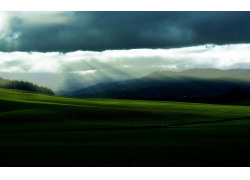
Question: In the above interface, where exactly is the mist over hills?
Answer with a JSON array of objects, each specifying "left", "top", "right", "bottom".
[{"left": 55, "top": 68, "right": 250, "bottom": 103}]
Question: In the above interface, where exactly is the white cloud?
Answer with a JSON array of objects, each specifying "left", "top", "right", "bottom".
[{"left": 0, "top": 43, "right": 250, "bottom": 74}]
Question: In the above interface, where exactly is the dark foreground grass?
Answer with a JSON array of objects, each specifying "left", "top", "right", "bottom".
[
  {"left": 0, "top": 88, "right": 250, "bottom": 166},
  {"left": 1, "top": 120, "right": 250, "bottom": 166}
]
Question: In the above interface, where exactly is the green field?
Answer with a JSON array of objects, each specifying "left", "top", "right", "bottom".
[{"left": 1, "top": 88, "right": 250, "bottom": 166}]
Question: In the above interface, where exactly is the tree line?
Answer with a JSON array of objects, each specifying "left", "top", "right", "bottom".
[{"left": 0, "top": 77, "right": 54, "bottom": 95}]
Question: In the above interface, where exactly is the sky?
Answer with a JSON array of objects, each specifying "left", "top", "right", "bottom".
[{"left": 1, "top": 11, "right": 250, "bottom": 91}]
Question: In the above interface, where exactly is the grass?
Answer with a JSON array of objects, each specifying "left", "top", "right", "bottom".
[{"left": 0, "top": 88, "right": 250, "bottom": 166}]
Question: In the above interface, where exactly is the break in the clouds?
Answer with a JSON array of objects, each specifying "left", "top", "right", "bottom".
[
  {"left": 1, "top": 12, "right": 250, "bottom": 52},
  {"left": 0, "top": 43, "right": 250, "bottom": 91}
]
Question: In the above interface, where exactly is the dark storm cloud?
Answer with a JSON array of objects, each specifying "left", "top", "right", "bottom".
[{"left": 1, "top": 11, "right": 250, "bottom": 52}]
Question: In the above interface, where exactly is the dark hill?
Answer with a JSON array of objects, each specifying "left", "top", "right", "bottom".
[
  {"left": 56, "top": 79, "right": 138, "bottom": 96},
  {"left": 67, "top": 68, "right": 250, "bottom": 103}
]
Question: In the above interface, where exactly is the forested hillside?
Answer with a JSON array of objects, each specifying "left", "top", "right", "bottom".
[{"left": 0, "top": 77, "right": 54, "bottom": 95}]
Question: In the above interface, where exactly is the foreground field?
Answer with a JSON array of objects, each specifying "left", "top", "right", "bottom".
[{"left": 0, "top": 88, "right": 250, "bottom": 166}]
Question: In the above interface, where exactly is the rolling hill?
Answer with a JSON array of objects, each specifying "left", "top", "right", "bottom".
[
  {"left": 1, "top": 88, "right": 250, "bottom": 166},
  {"left": 2, "top": 87, "right": 250, "bottom": 127}
]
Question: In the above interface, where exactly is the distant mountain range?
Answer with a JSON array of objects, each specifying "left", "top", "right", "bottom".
[
  {"left": 55, "top": 68, "right": 250, "bottom": 103},
  {"left": 55, "top": 79, "right": 137, "bottom": 96}
]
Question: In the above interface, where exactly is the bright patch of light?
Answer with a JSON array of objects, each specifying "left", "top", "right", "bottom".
[
  {"left": 70, "top": 70, "right": 97, "bottom": 75},
  {"left": 160, "top": 65, "right": 177, "bottom": 70}
]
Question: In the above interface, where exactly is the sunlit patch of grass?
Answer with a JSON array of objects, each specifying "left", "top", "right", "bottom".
[{"left": 1, "top": 88, "right": 250, "bottom": 130}]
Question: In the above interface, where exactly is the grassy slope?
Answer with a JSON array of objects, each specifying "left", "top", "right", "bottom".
[
  {"left": 1, "top": 88, "right": 250, "bottom": 128},
  {"left": 1, "top": 88, "right": 250, "bottom": 166}
]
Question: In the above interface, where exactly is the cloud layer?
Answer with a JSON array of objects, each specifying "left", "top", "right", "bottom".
[
  {"left": 0, "top": 44, "right": 250, "bottom": 91},
  {"left": 1, "top": 44, "right": 250, "bottom": 73},
  {"left": 1, "top": 12, "right": 250, "bottom": 52}
]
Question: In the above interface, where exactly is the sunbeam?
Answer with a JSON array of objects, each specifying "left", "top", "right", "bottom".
[{"left": 0, "top": 12, "right": 9, "bottom": 41}]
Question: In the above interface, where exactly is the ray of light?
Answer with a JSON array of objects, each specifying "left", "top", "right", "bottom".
[{"left": 0, "top": 12, "right": 9, "bottom": 41}]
